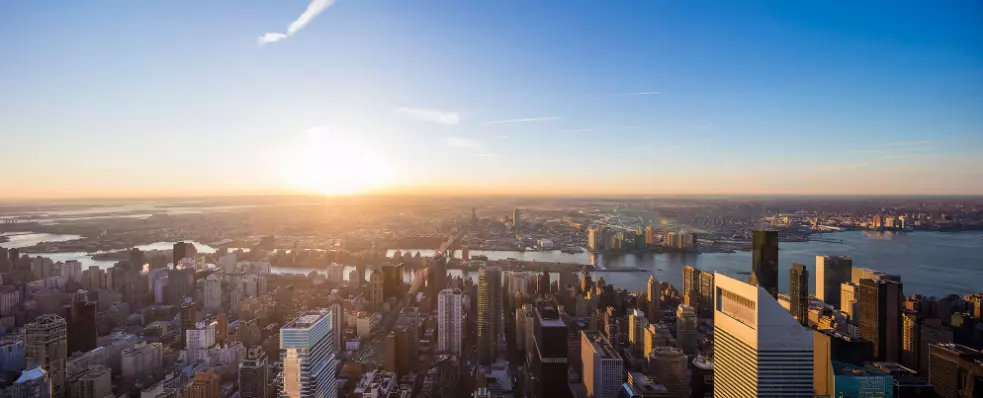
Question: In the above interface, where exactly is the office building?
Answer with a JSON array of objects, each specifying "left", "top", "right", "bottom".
[
  {"left": 928, "top": 343, "right": 983, "bottom": 398},
  {"left": 186, "top": 323, "right": 216, "bottom": 363},
  {"left": 920, "top": 317, "right": 954, "bottom": 374},
  {"left": 477, "top": 266, "right": 503, "bottom": 366},
  {"left": 437, "top": 288, "right": 463, "bottom": 356},
  {"left": 528, "top": 303, "right": 569, "bottom": 398},
  {"left": 384, "top": 332, "right": 397, "bottom": 372},
  {"left": 900, "top": 310, "right": 921, "bottom": 370},
  {"left": 328, "top": 304, "right": 343, "bottom": 354},
  {"left": 697, "top": 272, "right": 714, "bottom": 318},
  {"left": 713, "top": 273, "right": 813, "bottom": 398},
  {"left": 381, "top": 264, "right": 403, "bottom": 300},
  {"left": 512, "top": 208, "right": 521, "bottom": 230},
  {"left": 682, "top": 266, "right": 700, "bottom": 308},
  {"left": 841, "top": 282, "right": 859, "bottom": 320},
  {"left": 184, "top": 372, "right": 220, "bottom": 398},
  {"left": 582, "top": 330, "right": 624, "bottom": 398},
  {"left": 789, "top": 263, "right": 809, "bottom": 326},
  {"left": 172, "top": 242, "right": 196, "bottom": 267},
  {"left": 279, "top": 310, "right": 337, "bottom": 398},
  {"left": 812, "top": 329, "right": 875, "bottom": 395},
  {"left": 64, "top": 300, "right": 97, "bottom": 355},
  {"left": 859, "top": 278, "right": 903, "bottom": 361},
  {"left": 649, "top": 346, "right": 689, "bottom": 397},
  {"left": 676, "top": 305, "right": 698, "bottom": 356},
  {"left": 180, "top": 301, "right": 198, "bottom": 348},
  {"left": 9, "top": 367, "right": 50, "bottom": 398},
  {"left": 749, "top": 230, "right": 779, "bottom": 298},
  {"left": 628, "top": 309, "right": 648, "bottom": 357},
  {"left": 70, "top": 365, "right": 111, "bottom": 398},
  {"left": 395, "top": 308, "right": 418, "bottom": 375},
  {"left": 203, "top": 275, "right": 221, "bottom": 312},
  {"left": 816, "top": 256, "right": 852, "bottom": 308},
  {"left": 166, "top": 268, "right": 195, "bottom": 306},
  {"left": 239, "top": 347, "right": 270, "bottom": 398},
  {"left": 24, "top": 314, "right": 68, "bottom": 398},
  {"left": 0, "top": 338, "right": 25, "bottom": 373},
  {"left": 369, "top": 271, "right": 383, "bottom": 312},
  {"left": 121, "top": 342, "right": 163, "bottom": 380},
  {"left": 646, "top": 275, "right": 660, "bottom": 320}
]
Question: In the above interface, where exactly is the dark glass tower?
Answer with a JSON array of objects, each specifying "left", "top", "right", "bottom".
[
  {"left": 477, "top": 266, "right": 502, "bottom": 365},
  {"left": 859, "top": 278, "right": 903, "bottom": 361},
  {"left": 750, "top": 230, "right": 779, "bottom": 297},
  {"left": 527, "top": 303, "right": 570, "bottom": 398},
  {"left": 790, "top": 263, "right": 809, "bottom": 325}
]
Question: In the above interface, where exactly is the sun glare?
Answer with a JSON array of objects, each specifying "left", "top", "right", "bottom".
[{"left": 280, "top": 137, "right": 391, "bottom": 195}]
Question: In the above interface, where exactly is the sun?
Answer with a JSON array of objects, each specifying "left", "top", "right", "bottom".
[{"left": 279, "top": 136, "right": 391, "bottom": 195}]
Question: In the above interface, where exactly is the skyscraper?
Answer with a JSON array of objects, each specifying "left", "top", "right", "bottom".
[
  {"left": 477, "top": 266, "right": 502, "bottom": 366},
  {"left": 528, "top": 303, "right": 569, "bottom": 398},
  {"left": 239, "top": 347, "right": 270, "bottom": 398},
  {"left": 166, "top": 268, "right": 195, "bottom": 306},
  {"left": 789, "top": 263, "right": 809, "bottom": 326},
  {"left": 815, "top": 256, "right": 852, "bottom": 308},
  {"left": 676, "top": 304, "right": 699, "bottom": 356},
  {"left": 928, "top": 343, "right": 983, "bottom": 398},
  {"left": 63, "top": 300, "right": 97, "bottom": 355},
  {"left": 279, "top": 310, "right": 337, "bottom": 398},
  {"left": 698, "top": 271, "right": 715, "bottom": 318},
  {"left": 646, "top": 275, "right": 661, "bottom": 321},
  {"left": 184, "top": 372, "right": 220, "bottom": 398},
  {"left": 369, "top": 271, "right": 383, "bottom": 312},
  {"left": 858, "top": 278, "right": 903, "bottom": 361},
  {"left": 649, "top": 346, "right": 690, "bottom": 397},
  {"left": 840, "top": 282, "right": 859, "bottom": 320},
  {"left": 437, "top": 288, "right": 463, "bottom": 356},
  {"left": 512, "top": 208, "right": 521, "bottom": 230},
  {"left": 180, "top": 301, "right": 198, "bottom": 348},
  {"left": 172, "top": 242, "right": 196, "bottom": 267},
  {"left": 203, "top": 275, "right": 222, "bottom": 312},
  {"left": 682, "top": 266, "right": 700, "bottom": 308},
  {"left": 581, "top": 330, "right": 623, "bottom": 398},
  {"left": 24, "top": 315, "right": 68, "bottom": 398},
  {"left": 713, "top": 272, "right": 813, "bottom": 398},
  {"left": 749, "top": 230, "right": 779, "bottom": 298},
  {"left": 329, "top": 304, "right": 343, "bottom": 354},
  {"left": 381, "top": 264, "right": 403, "bottom": 300},
  {"left": 627, "top": 309, "right": 648, "bottom": 357},
  {"left": 920, "top": 317, "right": 954, "bottom": 374},
  {"left": 901, "top": 310, "right": 921, "bottom": 371},
  {"left": 812, "top": 329, "right": 874, "bottom": 395}
]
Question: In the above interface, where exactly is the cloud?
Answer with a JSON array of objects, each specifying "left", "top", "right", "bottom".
[
  {"left": 614, "top": 91, "right": 661, "bottom": 96},
  {"left": 257, "top": 0, "right": 338, "bottom": 46},
  {"left": 394, "top": 107, "right": 460, "bottom": 125},
  {"left": 878, "top": 140, "right": 931, "bottom": 148},
  {"left": 488, "top": 116, "right": 560, "bottom": 124},
  {"left": 444, "top": 137, "right": 482, "bottom": 148}
]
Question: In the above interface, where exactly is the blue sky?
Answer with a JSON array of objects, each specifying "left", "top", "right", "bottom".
[{"left": 1, "top": 1, "right": 981, "bottom": 197}]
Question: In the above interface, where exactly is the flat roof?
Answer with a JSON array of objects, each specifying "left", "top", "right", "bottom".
[{"left": 284, "top": 311, "right": 327, "bottom": 329}]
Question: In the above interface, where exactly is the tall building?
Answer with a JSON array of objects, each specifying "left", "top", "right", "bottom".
[
  {"left": 166, "top": 268, "right": 195, "bottom": 306},
  {"left": 279, "top": 310, "right": 337, "bottom": 398},
  {"left": 627, "top": 309, "right": 648, "bottom": 357},
  {"left": 928, "top": 343, "right": 983, "bottom": 398},
  {"left": 646, "top": 275, "right": 660, "bottom": 320},
  {"left": 858, "top": 278, "right": 903, "bottom": 361},
  {"left": 239, "top": 346, "right": 270, "bottom": 398},
  {"left": 815, "top": 256, "right": 852, "bottom": 308},
  {"left": 676, "top": 305, "right": 698, "bottom": 356},
  {"left": 395, "top": 308, "right": 418, "bottom": 375},
  {"left": 203, "top": 275, "right": 222, "bottom": 312},
  {"left": 682, "top": 266, "right": 700, "bottom": 308},
  {"left": 172, "top": 242, "right": 196, "bottom": 267},
  {"left": 69, "top": 364, "right": 111, "bottom": 398},
  {"left": 901, "top": 310, "right": 922, "bottom": 371},
  {"left": 63, "top": 300, "right": 97, "bottom": 355},
  {"left": 180, "top": 301, "right": 198, "bottom": 348},
  {"left": 840, "top": 282, "right": 859, "bottom": 320},
  {"left": 789, "top": 263, "right": 809, "bottom": 326},
  {"left": 381, "top": 264, "right": 403, "bottom": 300},
  {"left": 920, "top": 317, "right": 954, "bottom": 374},
  {"left": 528, "top": 303, "right": 569, "bottom": 398},
  {"left": 24, "top": 315, "right": 68, "bottom": 398},
  {"left": 749, "top": 230, "right": 779, "bottom": 298},
  {"left": 713, "top": 272, "right": 813, "bottom": 398},
  {"left": 477, "top": 266, "right": 503, "bottom": 366},
  {"left": 697, "top": 272, "right": 715, "bottom": 318},
  {"left": 369, "top": 271, "right": 383, "bottom": 312},
  {"left": 121, "top": 342, "right": 163, "bottom": 380},
  {"left": 329, "top": 304, "right": 343, "bottom": 354},
  {"left": 512, "top": 208, "right": 521, "bottom": 230},
  {"left": 437, "top": 288, "right": 463, "bottom": 356},
  {"left": 648, "top": 346, "right": 690, "bottom": 397},
  {"left": 184, "top": 372, "right": 220, "bottom": 398},
  {"left": 829, "top": 361, "right": 894, "bottom": 398},
  {"left": 582, "top": 330, "right": 623, "bottom": 398},
  {"left": 812, "top": 329, "right": 875, "bottom": 396}
]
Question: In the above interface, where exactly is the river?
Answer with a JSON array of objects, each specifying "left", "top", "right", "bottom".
[{"left": 3, "top": 230, "right": 981, "bottom": 298}]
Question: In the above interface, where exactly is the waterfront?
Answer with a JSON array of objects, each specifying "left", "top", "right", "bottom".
[{"left": 4, "top": 230, "right": 981, "bottom": 298}]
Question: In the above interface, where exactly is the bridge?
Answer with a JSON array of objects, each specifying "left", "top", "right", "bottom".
[{"left": 408, "top": 227, "right": 466, "bottom": 296}]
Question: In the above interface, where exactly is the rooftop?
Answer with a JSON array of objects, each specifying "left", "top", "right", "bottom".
[
  {"left": 833, "top": 361, "right": 889, "bottom": 377},
  {"left": 284, "top": 311, "right": 327, "bottom": 329}
]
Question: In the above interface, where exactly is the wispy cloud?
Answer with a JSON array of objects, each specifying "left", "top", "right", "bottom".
[
  {"left": 257, "top": 0, "right": 338, "bottom": 46},
  {"left": 614, "top": 91, "right": 661, "bottom": 96},
  {"left": 444, "top": 137, "right": 482, "bottom": 148},
  {"left": 394, "top": 107, "right": 460, "bottom": 125},
  {"left": 488, "top": 116, "right": 560, "bottom": 124},
  {"left": 849, "top": 141, "right": 934, "bottom": 155}
]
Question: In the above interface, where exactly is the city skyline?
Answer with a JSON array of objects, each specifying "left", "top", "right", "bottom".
[{"left": 2, "top": 1, "right": 982, "bottom": 198}]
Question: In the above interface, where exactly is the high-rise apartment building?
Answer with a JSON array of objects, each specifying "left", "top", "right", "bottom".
[
  {"left": 121, "top": 342, "right": 163, "bottom": 380},
  {"left": 928, "top": 343, "right": 983, "bottom": 398},
  {"left": 239, "top": 346, "right": 270, "bottom": 398},
  {"left": 582, "top": 330, "right": 623, "bottom": 398},
  {"left": 477, "top": 266, "right": 502, "bottom": 366},
  {"left": 840, "top": 282, "right": 859, "bottom": 320},
  {"left": 815, "top": 256, "right": 852, "bottom": 308},
  {"left": 279, "top": 310, "right": 337, "bottom": 398},
  {"left": 64, "top": 300, "right": 97, "bottom": 355},
  {"left": 627, "top": 309, "right": 648, "bottom": 357},
  {"left": 858, "top": 278, "right": 903, "bottom": 361},
  {"left": 646, "top": 276, "right": 660, "bottom": 321},
  {"left": 749, "top": 230, "right": 779, "bottom": 298},
  {"left": 676, "top": 305, "right": 698, "bottom": 356},
  {"left": 203, "top": 275, "right": 222, "bottom": 312},
  {"left": 24, "top": 314, "right": 68, "bottom": 398},
  {"left": 381, "top": 264, "right": 403, "bottom": 301},
  {"left": 512, "top": 208, "right": 521, "bottom": 230},
  {"left": 900, "top": 310, "right": 922, "bottom": 371},
  {"left": 329, "top": 304, "right": 343, "bottom": 354},
  {"left": 369, "top": 271, "right": 383, "bottom": 312},
  {"left": 437, "top": 288, "right": 463, "bottom": 356},
  {"left": 69, "top": 364, "right": 111, "bottom": 398},
  {"left": 649, "top": 346, "right": 690, "bottom": 397},
  {"left": 682, "top": 266, "right": 700, "bottom": 308},
  {"left": 184, "top": 372, "right": 220, "bottom": 398},
  {"left": 789, "top": 263, "right": 809, "bottom": 326},
  {"left": 713, "top": 273, "right": 813, "bottom": 398}
]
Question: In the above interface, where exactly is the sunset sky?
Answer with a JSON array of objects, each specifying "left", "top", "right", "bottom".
[{"left": 2, "top": 1, "right": 981, "bottom": 198}]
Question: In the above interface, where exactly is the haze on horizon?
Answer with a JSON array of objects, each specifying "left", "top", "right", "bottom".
[{"left": 2, "top": 1, "right": 981, "bottom": 200}]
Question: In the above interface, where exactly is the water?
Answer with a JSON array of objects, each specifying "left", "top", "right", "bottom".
[
  {"left": 5, "top": 231, "right": 981, "bottom": 298},
  {"left": 0, "top": 232, "right": 83, "bottom": 249},
  {"left": 390, "top": 230, "right": 983, "bottom": 298}
]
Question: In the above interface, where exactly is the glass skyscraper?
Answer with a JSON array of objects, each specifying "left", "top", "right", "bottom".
[{"left": 279, "top": 310, "right": 337, "bottom": 398}]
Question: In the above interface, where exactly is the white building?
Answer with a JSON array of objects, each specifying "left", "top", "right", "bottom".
[
  {"left": 121, "top": 342, "right": 163, "bottom": 380},
  {"left": 218, "top": 254, "right": 237, "bottom": 274},
  {"left": 203, "top": 275, "right": 222, "bottom": 312},
  {"left": 62, "top": 260, "right": 83, "bottom": 283},
  {"left": 186, "top": 323, "right": 216, "bottom": 364},
  {"left": 713, "top": 272, "right": 814, "bottom": 398},
  {"left": 582, "top": 330, "right": 623, "bottom": 398},
  {"left": 280, "top": 310, "right": 337, "bottom": 398},
  {"left": 437, "top": 288, "right": 463, "bottom": 356}
]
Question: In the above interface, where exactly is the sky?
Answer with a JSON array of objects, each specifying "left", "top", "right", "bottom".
[{"left": 1, "top": 1, "right": 981, "bottom": 198}]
